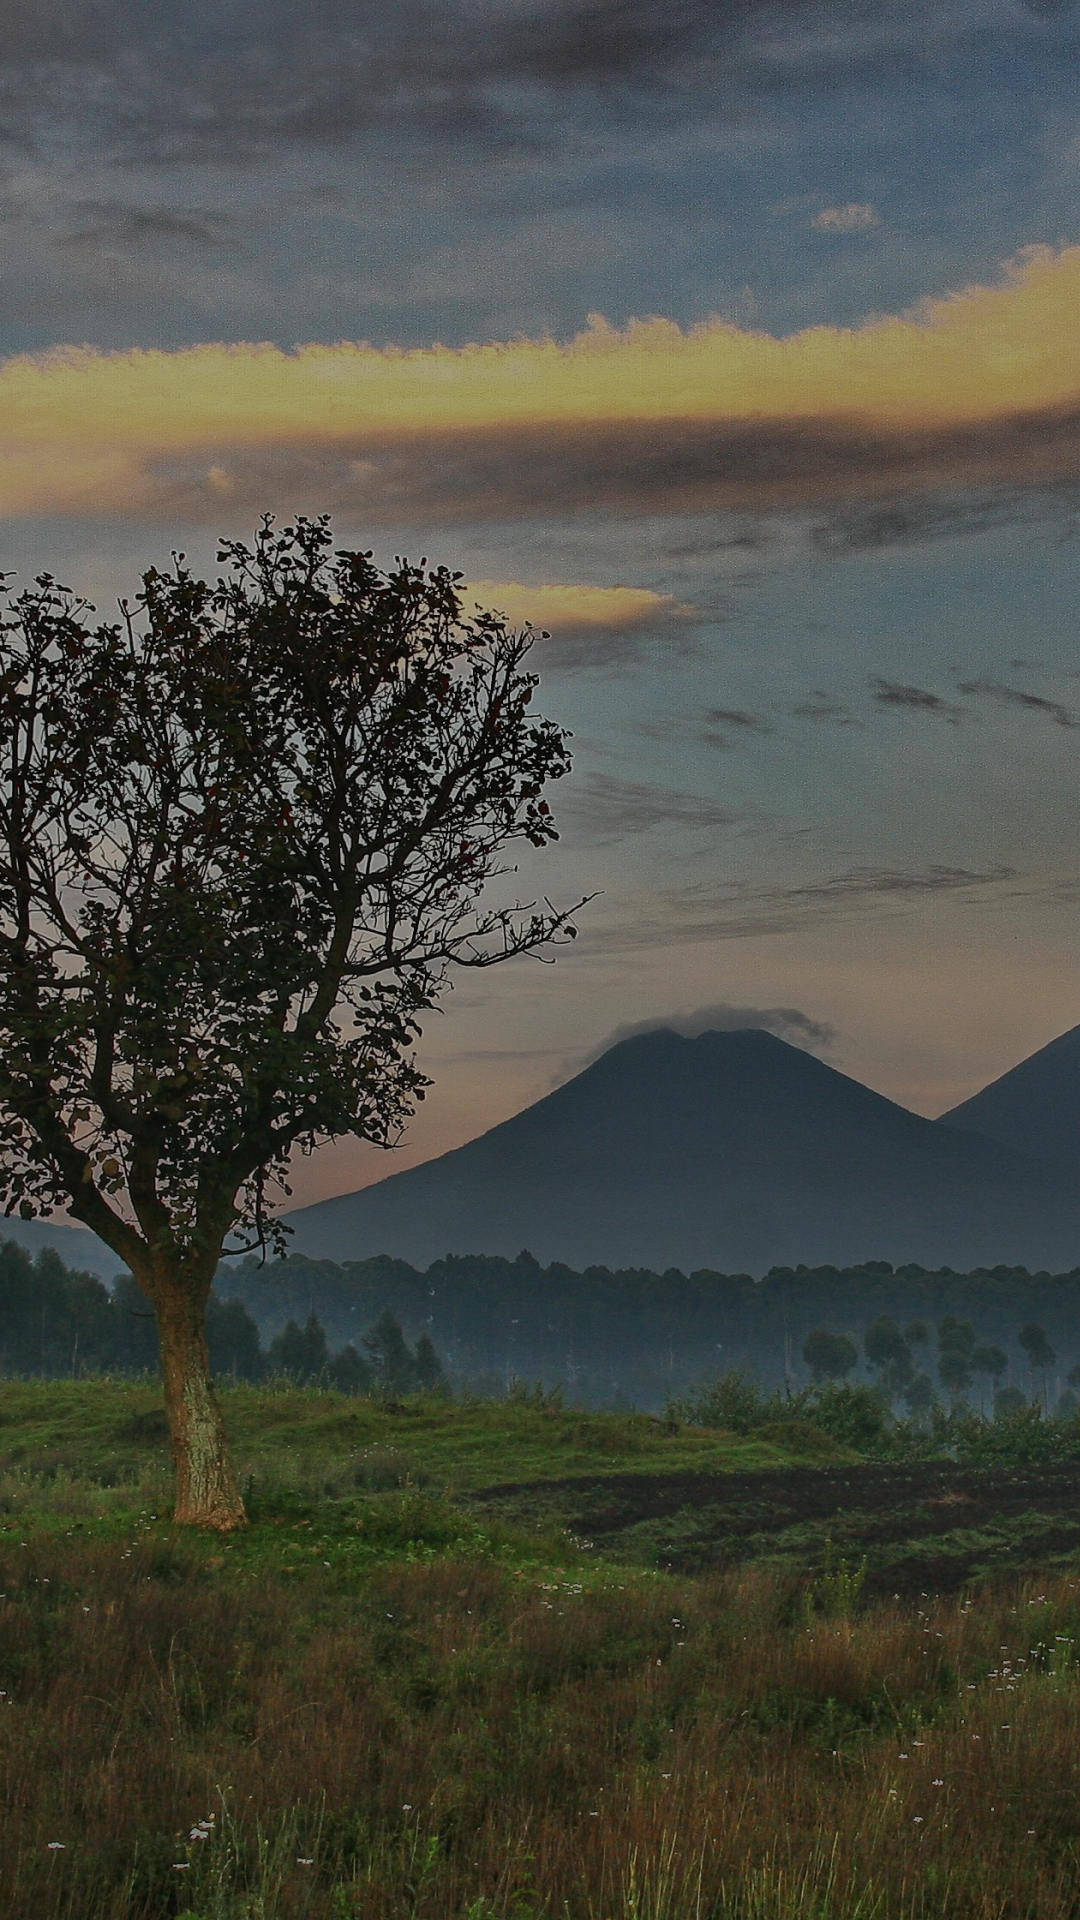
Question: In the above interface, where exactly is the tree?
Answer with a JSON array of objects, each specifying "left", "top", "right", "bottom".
[
  {"left": 268, "top": 1313, "right": 329, "bottom": 1384},
  {"left": 863, "top": 1314, "right": 913, "bottom": 1400},
  {"left": 1018, "top": 1321, "right": 1056, "bottom": 1409},
  {"left": 970, "top": 1342, "right": 1008, "bottom": 1412},
  {"left": 413, "top": 1332, "right": 446, "bottom": 1394},
  {"left": 903, "top": 1371, "right": 937, "bottom": 1420},
  {"left": 112, "top": 1269, "right": 264, "bottom": 1382},
  {"left": 205, "top": 1294, "right": 264, "bottom": 1382},
  {"left": 0, "top": 518, "right": 578, "bottom": 1527},
  {"left": 801, "top": 1328, "right": 858, "bottom": 1383},
  {"left": 328, "top": 1342, "right": 373, "bottom": 1395},
  {"left": 0, "top": 1236, "right": 116, "bottom": 1375},
  {"left": 937, "top": 1316, "right": 975, "bottom": 1403},
  {"left": 363, "top": 1309, "right": 418, "bottom": 1396}
]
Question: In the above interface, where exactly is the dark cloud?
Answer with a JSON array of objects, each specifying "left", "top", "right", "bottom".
[
  {"left": 662, "top": 526, "right": 766, "bottom": 559},
  {"left": 763, "top": 862, "right": 1016, "bottom": 905},
  {"left": 141, "top": 402, "right": 1080, "bottom": 529},
  {"left": 589, "top": 860, "right": 1018, "bottom": 951},
  {"left": 529, "top": 606, "right": 700, "bottom": 672},
  {"left": 870, "top": 677, "right": 963, "bottom": 723},
  {"left": 586, "top": 1000, "right": 836, "bottom": 1061},
  {"left": 810, "top": 490, "right": 1035, "bottom": 554},
  {"left": 791, "top": 690, "right": 858, "bottom": 724},
  {"left": 956, "top": 677, "right": 1078, "bottom": 728},
  {"left": 0, "top": 0, "right": 1068, "bottom": 162},
  {"left": 54, "top": 203, "right": 237, "bottom": 251},
  {"left": 557, "top": 771, "right": 741, "bottom": 842},
  {"left": 704, "top": 705, "right": 771, "bottom": 735}
]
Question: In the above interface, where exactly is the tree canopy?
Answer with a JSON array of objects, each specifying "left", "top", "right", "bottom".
[{"left": 0, "top": 517, "right": 579, "bottom": 1524}]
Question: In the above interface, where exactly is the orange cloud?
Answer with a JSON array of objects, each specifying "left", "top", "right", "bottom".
[{"left": 1, "top": 244, "right": 1079, "bottom": 521}]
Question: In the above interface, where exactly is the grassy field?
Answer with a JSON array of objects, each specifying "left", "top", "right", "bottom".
[{"left": 3, "top": 1381, "right": 1080, "bottom": 1918}]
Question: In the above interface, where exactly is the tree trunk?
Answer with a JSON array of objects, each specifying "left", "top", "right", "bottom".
[{"left": 154, "top": 1278, "right": 247, "bottom": 1531}]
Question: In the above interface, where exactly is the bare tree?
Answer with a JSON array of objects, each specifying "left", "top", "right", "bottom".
[{"left": 0, "top": 517, "right": 581, "bottom": 1527}]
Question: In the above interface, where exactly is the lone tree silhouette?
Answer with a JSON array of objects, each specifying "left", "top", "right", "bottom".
[{"left": 0, "top": 516, "right": 580, "bottom": 1528}]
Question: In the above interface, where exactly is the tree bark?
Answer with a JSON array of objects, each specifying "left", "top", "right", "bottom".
[{"left": 153, "top": 1277, "right": 247, "bottom": 1531}]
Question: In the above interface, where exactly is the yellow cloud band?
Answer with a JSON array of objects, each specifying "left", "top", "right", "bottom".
[
  {"left": 465, "top": 581, "right": 688, "bottom": 632},
  {"left": 1, "top": 245, "right": 1078, "bottom": 521}
]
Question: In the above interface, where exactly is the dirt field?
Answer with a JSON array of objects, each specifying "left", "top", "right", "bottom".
[{"left": 469, "top": 1460, "right": 1080, "bottom": 1594}]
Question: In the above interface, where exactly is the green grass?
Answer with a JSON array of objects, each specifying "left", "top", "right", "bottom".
[
  {"left": 5, "top": 1381, "right": 1080, "bottom": 1916},
  {"left": 0, "top": 1375, "right": 844, "bottom": 1516}
]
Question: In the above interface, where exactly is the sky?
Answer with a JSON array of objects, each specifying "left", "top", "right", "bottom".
[{"left": 3, "top": 0, "right": 1080, "bottom": 1204}]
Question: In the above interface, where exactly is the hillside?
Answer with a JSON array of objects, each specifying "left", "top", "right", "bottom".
[
  {"left": 282, "top": 1027, "right": 1080, "bottom": 1273},
  {"left": 939, "top": 1021, "right": 1080, "bottom": 1177}
]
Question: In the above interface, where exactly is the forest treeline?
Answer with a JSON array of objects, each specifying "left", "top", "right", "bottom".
[
  {"left": 216, "top": 1248, "right": 1080, "bottom": 1409},
  {"left": 0, "top": 1240, "right": 443, "bottom": 1394},
  {"left": 10, "top": 1237, "right": 1080, "bottom": 1411}
]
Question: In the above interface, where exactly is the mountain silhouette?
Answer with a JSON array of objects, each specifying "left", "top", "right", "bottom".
[
  {"left": 938, "top": 1022, "right": 1080, "bottom": 1179},
  {"left": 282, "top": 1027, "right": 1080, "bottom": 1273}
]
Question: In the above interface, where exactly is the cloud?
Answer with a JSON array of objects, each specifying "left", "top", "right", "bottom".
[
  {"left": 461, "top": 578, "right": 695, "bottom": 664},
  {"left": 54, "top": 204, "right": 237, "bottom": 252},
  {"left": 585, "top": 1001, "right": 837, "bottom": 1061},
  {"left": 810, "top": 490, "right": 1039, "bottom": 554},
  {"left": 702, "top": 705, "right": 772, "bottom": 744},
  {"left": 810, "top": 202, "right": 880, "bottom": 233},
  {"left": 870, "top": 677, "right": 963, "bottom": 723},
  {"left": 791, "top": 690, "right": 859, "bottom": 724},
  {"left": 2, "top": 246, "right": 1080, "bottom": 523},
  {"left": 764, "top": 863, "right": 1016, "bottom": 904},
  {"left": 557, "top": 772, "right": 741, "bottom": 842},
  {"left": 0, "top": 2, "right": 1034, "bottom": 162},
  {"left": 589, "top": 860, "right": 1019, "bottom": 950},
  {"left": 705, "top": 706, "right": 770, "bottom": 731},
  {"left": 956, "top": 677, "right": 1078, "bottom": 728}
]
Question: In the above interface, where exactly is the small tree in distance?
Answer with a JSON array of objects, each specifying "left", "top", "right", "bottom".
[
  {"left": 0, "top": 517, "right": 581, "bottom": 1528},
  {"left": 863, "top": 1314, "right": 913, "bottom": 1402},
  {"left": 268, "top": 1313, "right": 329, "bottom": 1385},
  {"left": 363, "top": 1308, "right": 421, "bottom": 1397},
  {"left": 1019, "top": 1321, "right": 1056, "bottom": 1410},
  {"left": 937, "top": 1316, "right": 976, "bottom": 1403},
  {"left": 802, "top": 1329, "right": 858, "bottom": 1384}
]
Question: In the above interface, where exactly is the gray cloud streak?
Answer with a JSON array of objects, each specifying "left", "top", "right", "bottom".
[
  {"left": 703, "top": 705, "right": 772, "bottom": 742},
  {"left": 870, "top": 677, "right": 963, "bottom": 723},
  {"left": 791, "top": 690, "right": 859, "bottom": 724},
  {"left": 557, "top": 771, "right": 742, "bottom": 842},
  {"left": 810, "top": 489, "right": 1042, "bottom": 554},
  {"left": 957, "top": 677, "right": 1078, "bottom": 728},
  {"left": 54, "top": 202, "right": 238, "bottom": 251},
  {"left": 586, "top": 860, "right": 1019, "bottom": 951}
]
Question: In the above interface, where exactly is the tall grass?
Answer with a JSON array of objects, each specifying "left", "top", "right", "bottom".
[{"left": 2, "top": 1525, "right": 1080, "bottom": 1917}]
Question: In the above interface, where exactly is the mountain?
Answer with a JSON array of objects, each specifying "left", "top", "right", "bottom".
[
  {"left": 938, "top": 1022, "right": 1080, "bottom": 1178},
  {"left": 281, "top": 1027, "right": 1080, "bottom": 1274}
]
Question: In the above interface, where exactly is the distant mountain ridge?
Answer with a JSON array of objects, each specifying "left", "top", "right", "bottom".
[
  {"left": 938, "top": 1022, "right": 1080, "bottom": 1178},
  {"left": 282, "top": 1026, "right": 1080, "bottom": 1274}
]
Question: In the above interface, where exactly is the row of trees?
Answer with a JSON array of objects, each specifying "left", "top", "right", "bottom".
[
  {"left": 267, "top": 1309, "right": 445, "bottom": 1396},
  {"left": 217, "top": 1250, "right": 1080, "bottom": 1413},
  {"left": 0, "top": 1238, "right": 443, "bottom": 1395},
  {"left": 803, "top": 1314, "right": 1064, "bottom": 1412}
]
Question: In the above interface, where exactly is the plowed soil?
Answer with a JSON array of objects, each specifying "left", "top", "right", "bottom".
[{"left": 468, "top": 1461, "right": 1080, "bottom": 1594}]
